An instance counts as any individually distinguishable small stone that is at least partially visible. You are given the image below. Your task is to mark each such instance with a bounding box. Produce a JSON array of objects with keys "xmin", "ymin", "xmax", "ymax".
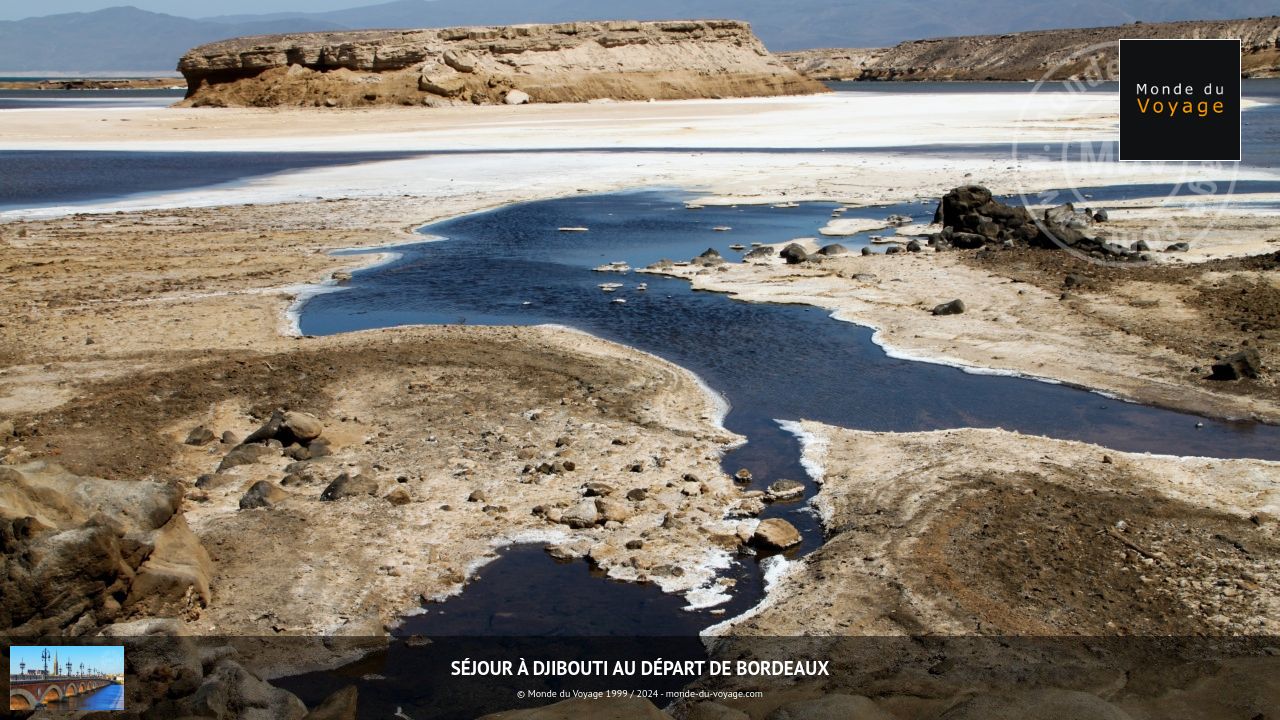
[
  {"xmin": 780, "ymin": 243, "xmax": 809, "ymax": 264},
  {"xmin": 220, "ymin": 430, "xmax": 239, "ymax": 445},
  {"xmin": 625, "ymin": 539, "xmax": 644, "ymax": 550},
  {"xmin": 184, "ymin": 425, "xmax": 217, "ymax": 446},
  {"xmin": 1210, "ymin": 348, "xmax": 1263, "ymax": 381},
  {"xmin": 560, "ymin": 499, "xmax": 600, "ymax": 528},
  {"xmin": 734, "ymin": 468, "xmax": 753, "ymax": 483},
  {"xmin": 932, "ymin": 299, "xmax": 966, "ymax": 316},
  {"xmin": 582, "ymin": 482, "xmax": 615, "ymax": 497},
  {"xmin": 766, "ymin": 479, "xmax": 805, "ymax": 501},
  {"xmin": 321, "ymin": 473, "xmax": 379, "ymax": 501},
  {"xmin": 752, "ymin": 518, "xmax": 802, "ymax": 550},
  {"xmin": 217, "ymin": 443, "xmax": 280, "ymax": 472},
  {"xmin": 595, "ymin": 498, "xmax": 631, "ymax": 524},
  {"xmin": 239, "ymin": 481, "xmax": 288, "ymax": 510},
  {"xmin": 468, "ymin": 489, "xmax": 487, "ymax": 503},
  {"xmin": 504, "ymin": 89, "xmax": 530, "ymax": 105},
  {"xmin": 385, "ymin": 488, "xmax": 412, "ymax": 506},
  {"xmin": 626, "ymin": 488, "xmax": 648, "ymax": 501},
  {"xmin": 283, "ymin": 411, "xmax": 324, "ymax": 441}
]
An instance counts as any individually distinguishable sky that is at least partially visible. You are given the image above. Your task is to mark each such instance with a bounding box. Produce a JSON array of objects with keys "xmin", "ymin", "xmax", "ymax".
[
  {"xmin": 9, "ymin": 646, "xmax": 125, "ymax": 675},
  {"xmin": 0, "ymin": 1, "xmax": 378, "ymax": 21}
]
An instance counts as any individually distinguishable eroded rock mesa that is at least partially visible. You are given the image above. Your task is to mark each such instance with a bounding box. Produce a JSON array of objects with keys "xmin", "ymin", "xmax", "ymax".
[{"xmin": 178, "ymin": 20, "xmax": 824, "ymax": 108}]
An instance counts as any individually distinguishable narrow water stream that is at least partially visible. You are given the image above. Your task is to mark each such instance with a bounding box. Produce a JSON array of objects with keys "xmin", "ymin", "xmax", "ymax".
[{"xmin": 283, "ymin": 188, "xmax": 1280, "ymax": 717}]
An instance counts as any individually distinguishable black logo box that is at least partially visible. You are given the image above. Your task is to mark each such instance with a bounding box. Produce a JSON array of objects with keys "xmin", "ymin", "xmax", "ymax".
[{"xmin": 1119, "ymin": 38, "xmax": 1241, "ymax": 162}]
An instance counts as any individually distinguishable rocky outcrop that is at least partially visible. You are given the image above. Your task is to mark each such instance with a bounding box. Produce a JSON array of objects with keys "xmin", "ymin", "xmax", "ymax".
[
  {"xmin": 0, "ymin": 462, "xmax": 212, "ymax": 637},
  {"xmin": 929, "ymin": 184, "xmax": 1141, "ymax": 260},
  {"xmin": 177, "ymin": 20, "xmax": 824, "ymax": 108},
  {"xmin": 781, "ymin": 16, "xmax": 1280, "ymax": 81}
]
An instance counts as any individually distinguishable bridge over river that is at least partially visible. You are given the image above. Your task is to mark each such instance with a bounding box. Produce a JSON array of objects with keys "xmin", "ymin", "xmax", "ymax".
[{"xmin": 9, "ymin": 674, "xmax": 119, "ymax": 711}]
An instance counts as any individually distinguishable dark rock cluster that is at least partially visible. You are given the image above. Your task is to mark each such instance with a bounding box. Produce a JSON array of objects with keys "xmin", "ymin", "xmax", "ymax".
[{"xmin": 929, "ymin": 185, "xmax": 1145, "ymax": 261}]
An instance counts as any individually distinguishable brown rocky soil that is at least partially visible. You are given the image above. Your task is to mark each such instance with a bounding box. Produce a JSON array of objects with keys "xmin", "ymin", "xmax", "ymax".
[
  {"xmin": 961, "ymin": 247, "xmax": 1280, "ymax": 408},
  {"xmin": 177, "ymin": 20, "xmax": 823, "ymax": 108},
  {"xmin": 0, "ymin": 198, "xmax": 753, "ymax": 686},
  {"xmin": 685, "ymin": 424, "xmax": 1279, "ymax": 720},
  {"xmin": 781, "ymin": 16, "xmax": 1280, "ymax": 81}
]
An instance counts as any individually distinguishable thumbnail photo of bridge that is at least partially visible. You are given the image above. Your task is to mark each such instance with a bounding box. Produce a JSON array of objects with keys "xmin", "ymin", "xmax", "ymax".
[{"xmin": 8, "ymin": 645, "xmax": 124, "ymax": 713}]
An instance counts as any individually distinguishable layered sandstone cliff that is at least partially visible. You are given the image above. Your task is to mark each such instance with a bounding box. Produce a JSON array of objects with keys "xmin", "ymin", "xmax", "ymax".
[
  {"xmin": 177, "ymin": 20, "xmax": 824, "ymax": 108},
  {"xmin": 781, "ymin": 16, "xmax": 1280, "ymax": 81}
]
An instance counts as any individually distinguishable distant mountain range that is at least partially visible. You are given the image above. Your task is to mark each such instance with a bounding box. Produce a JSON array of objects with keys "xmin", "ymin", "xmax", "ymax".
[{"xmin": 3, "ymin": 0, "xmax": 1278, "ymax": 73}]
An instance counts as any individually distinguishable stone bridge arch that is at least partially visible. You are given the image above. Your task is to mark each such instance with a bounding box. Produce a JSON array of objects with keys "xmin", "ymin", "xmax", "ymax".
[
  {"xmin": 40, "ymin": 684, "xmax": 64, "ymax": 704},
  {"xmin": 9, "ymin": 689, "xmax": 39, "ymax": 711}
]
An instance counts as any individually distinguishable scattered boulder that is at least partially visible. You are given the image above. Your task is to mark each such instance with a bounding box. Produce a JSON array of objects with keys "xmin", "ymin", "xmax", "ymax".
[
  {"xmin": 385, "ymin": 488, "xmax": 413, "ymax": 506},
  {"xmin": 242, "ymin": 410, "xmax": 286, "ymax": 445},
  {"xmin": 932, "ymin": 299, "xmax": 966, "ymax": 316},
  {"xmin": 766, "ymin": 479, "xmax": 805, "ymax": 501},
  {"xmin": 818, "ymin": 243, "xmax": 849, "ymax": 256},
  {"xmin": 780, "ymin": 243, "xmax": 809, "ymax": 264},
  {"xmin": 1131, "ymin": 239, "xmax": 1150, "ymax": 251},
  {"xmin": 1094, "ymin": 209, "xmax": 1109, "ymax": 222},
  {"xmin": 752, "ymin": 518, "xmax": 802, "ymax": 550},
  {"xmin": 220, "ymin": 430, "xmax": 239, "ymax": 445},
  {"xmin": 185, "ymin": 425, "xmax": 217, "ymax": 446},
  {"xmin": 582, "ymin": 482, "xmax": 616, "ymax": 497},
  {"xmin": 693, "ymin": 248, "xmax": 726, "ymax": 266},
  {"xmin": 239, "ymin": 481, "xmax": 288, "ymax": 510},
  {"xmin": 560, "ymin": 499, "xmax": 600, "ymax": 528},
  {"xmin": 626, "ymin": 488, "xmax": 648, "ymax": 501},
  {"xmin": 1044, "ymin": 203, "xmax": 1094, "ymax": 229},
  {"xmin": 217, "ymin": 443, "xmax": 280, "ymax": 472},
  {"xmin": 595, "ymin": 497, "xmax": 631, "ymax": 524},
  {"xmin": 949, "ymin": 231, "xmax": 987, "ymax": 249},
  {"xmin": 860, "ymin": 247, "xmax": 874, "ymax": 256},
  {"xmin": 504, "ymin": 89, "xmax": 531, "ymax": 105},
  {"xmin": 1165, "ymin": 242, "xmax": 1190, "ymax": 252},
  {"xmin": 734, "ymin": 468, "xmax": 753, "ymax": 483},
  {"xmin": 906, "ymin": 239, "xmax": 923, "ymax": 252},
  {"xmin": 282, "ymin": 411, "xmax": 324, "ymax": 441},
  {"xmin": 1210, "ymin": 348, "xmax": 1263, "ymax": 381},
  {"xmin": 321, "ymin": 473, "xmax": 379, "ymax": 501},
  {"xmin": 744, "ymin": 246, "xmax": 775, "ymax": 261}
]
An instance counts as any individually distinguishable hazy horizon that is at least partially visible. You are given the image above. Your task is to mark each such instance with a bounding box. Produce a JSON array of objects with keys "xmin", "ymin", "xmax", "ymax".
[{"xmin": 1, "ymin": 0, "xmax": 377, "ymax": 21}]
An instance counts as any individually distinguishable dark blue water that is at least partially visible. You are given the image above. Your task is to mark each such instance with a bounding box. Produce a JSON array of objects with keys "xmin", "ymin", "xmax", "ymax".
[
  {"xmin": 297, "ymin": 189, "xmax": 1280, "ymax": 641},
  {"xmin": 5, "ymin": 80, "xmax": 1277, "ymax": 214},
  {"xmin": 0, "ymin": 150, "xmax": 421, "ymax": 212},
  {"xmin": 56, "ymin": 683, "xmax": 125, "ymax": 711}
]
